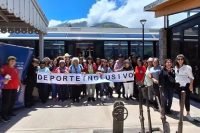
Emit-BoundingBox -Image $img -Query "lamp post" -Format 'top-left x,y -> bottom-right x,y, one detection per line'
140,19 -> 147,59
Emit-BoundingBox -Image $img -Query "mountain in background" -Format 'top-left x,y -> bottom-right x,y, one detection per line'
56,21 -> 127,28
56,21 -> 87,27
91,22 -> 127,28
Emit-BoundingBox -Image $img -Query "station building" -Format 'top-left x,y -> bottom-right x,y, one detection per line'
0,27 -> 159,59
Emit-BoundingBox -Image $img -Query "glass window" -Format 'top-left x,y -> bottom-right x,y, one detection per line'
131,41 -> 153,58
44,40 -> 65,59
104,41 -> 128,59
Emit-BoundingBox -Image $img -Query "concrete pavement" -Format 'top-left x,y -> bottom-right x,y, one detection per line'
0,96 -> 200,133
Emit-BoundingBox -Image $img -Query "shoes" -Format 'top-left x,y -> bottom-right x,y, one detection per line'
129,96 -> 134,101
8,113 -> 16,116
165,110 -> 172,115
126,97 -> 129,100
1,116 -> 10,122
87,97 -> 91,102
101,97 -> 105,102
118,95 -> 121,99
186,114 -> 194,121
92,97 -> 95,102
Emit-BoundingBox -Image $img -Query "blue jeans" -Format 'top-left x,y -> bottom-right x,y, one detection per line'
51,84 -> 58,99
163,88 -> 174,112
100,83 -> 109,97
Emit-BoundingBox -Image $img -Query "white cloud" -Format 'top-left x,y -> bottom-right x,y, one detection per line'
87,0 -> 164,28
0,33 -> 10,38
48,19 -> 66,27
49,0 -> 191,28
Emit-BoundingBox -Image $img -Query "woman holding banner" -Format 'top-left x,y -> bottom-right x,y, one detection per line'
69,57 -> 83,103
175,54 -> 194,121
97,59 -> 112,102
123,60 -> 134,100
37,61 -> 50,103
55,60 -> 69,102
84,56 -> 97,102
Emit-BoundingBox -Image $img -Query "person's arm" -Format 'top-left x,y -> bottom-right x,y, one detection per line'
187,66 -> 194,92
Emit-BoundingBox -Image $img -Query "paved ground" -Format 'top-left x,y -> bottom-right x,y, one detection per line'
0,95 -> 200,133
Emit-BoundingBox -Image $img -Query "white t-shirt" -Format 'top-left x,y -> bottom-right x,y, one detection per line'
175,65 -> 194,87
144,67 -> 153,86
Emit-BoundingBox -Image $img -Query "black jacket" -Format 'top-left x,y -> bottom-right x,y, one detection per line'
159,68 -> 175,89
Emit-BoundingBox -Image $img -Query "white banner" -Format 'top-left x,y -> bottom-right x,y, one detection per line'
37,71 -> 134,85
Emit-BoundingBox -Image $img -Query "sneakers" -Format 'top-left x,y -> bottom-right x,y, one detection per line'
186,114 -> 194,121
177,113 -> 194,121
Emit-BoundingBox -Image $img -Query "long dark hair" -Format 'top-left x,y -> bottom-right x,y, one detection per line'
86,56 -> 94,64
175,54 -> 187,68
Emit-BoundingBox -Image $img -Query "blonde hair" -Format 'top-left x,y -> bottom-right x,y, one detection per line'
71,57 -> 79,64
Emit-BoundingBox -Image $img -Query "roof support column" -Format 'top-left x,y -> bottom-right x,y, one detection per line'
39,32 -> 44,60
164,15 -> 169,28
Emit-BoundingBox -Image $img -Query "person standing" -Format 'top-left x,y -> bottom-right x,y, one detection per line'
37,61 -> 50,103
84,56 -> 97,102
24,58 -> 39,108
159,59 -> 175,114
150,58 -> 162,109
175,54 -> 194,121
123,60 -> 134,100
0,56 -> 20,122
114,54 -> 125,98
97,59 -> 111,102
55,60 -> 69,101
135,58 -> 146,100
144,58 -> 154,104
50,58 -> 58,101
69,57 -> 83,103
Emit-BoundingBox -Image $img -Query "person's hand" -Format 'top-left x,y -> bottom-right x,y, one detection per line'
81,72 -> 86,75
3,79 -> 9,84
153,79 -> 159,84
189,84 -> 193,92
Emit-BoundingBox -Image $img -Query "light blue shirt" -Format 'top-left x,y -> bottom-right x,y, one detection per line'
69,64 -> 83,73
150,65 -> 162,80
37,67 -> 50,73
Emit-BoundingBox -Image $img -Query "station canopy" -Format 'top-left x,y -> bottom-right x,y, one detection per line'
0,0 -> 48,34
144,0 -> 200,17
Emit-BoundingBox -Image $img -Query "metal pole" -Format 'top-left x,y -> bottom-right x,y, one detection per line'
177,90 -> 186,133
142,24 -> 145,59
39,32 -> 44,60
138,85 -> 145,133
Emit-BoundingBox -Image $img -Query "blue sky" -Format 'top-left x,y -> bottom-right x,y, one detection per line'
37,0 -> 186,28
38,0 -> 96,21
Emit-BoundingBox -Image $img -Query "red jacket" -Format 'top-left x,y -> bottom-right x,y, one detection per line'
83,63 -> 97,73
1,65 -> 20,90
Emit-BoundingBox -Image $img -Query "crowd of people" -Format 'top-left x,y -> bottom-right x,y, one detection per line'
0,53 -> 195,122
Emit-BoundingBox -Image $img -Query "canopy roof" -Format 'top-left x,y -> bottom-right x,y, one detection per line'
0,0 -> 48,34
144,0 -> 200,17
